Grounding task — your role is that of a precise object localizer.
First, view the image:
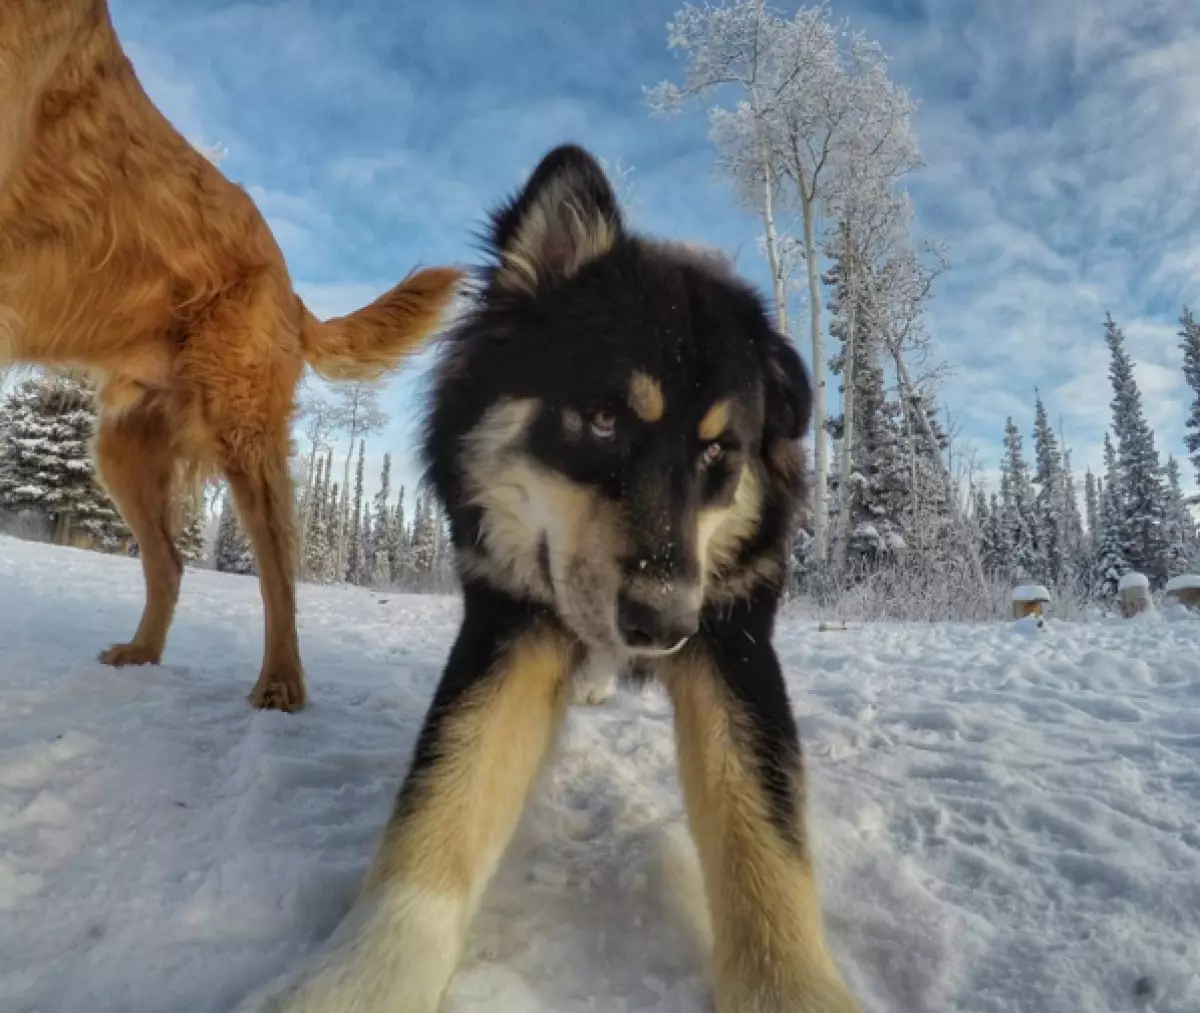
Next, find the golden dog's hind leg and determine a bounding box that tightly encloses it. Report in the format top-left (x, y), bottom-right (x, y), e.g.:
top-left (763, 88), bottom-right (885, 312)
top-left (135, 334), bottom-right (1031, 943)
top-left (663, 621), bottom-right (861, 1013)
top-left (94, 406), bottom-right (184, 667)
top-left (234, 588), bottom-right (579, 1013)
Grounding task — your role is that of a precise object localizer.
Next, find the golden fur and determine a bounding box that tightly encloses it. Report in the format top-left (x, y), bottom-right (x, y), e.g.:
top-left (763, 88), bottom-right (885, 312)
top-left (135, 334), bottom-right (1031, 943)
top-left (662, 654), bottom-right (860, 1013)
top-left (0, 0), bottom-right (462, 710)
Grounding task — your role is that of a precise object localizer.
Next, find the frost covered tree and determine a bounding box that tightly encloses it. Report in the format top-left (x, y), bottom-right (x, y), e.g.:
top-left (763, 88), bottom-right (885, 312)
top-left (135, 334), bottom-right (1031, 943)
top-left (296, 390), bottom-right (338, 560)
top-left (1105, 313), bottom-right (1169, 583)
top-left (345, 440), bottom-right (366, 584)
top-left (1084, 469), bottom-right (1100, 549)
top-left (177, 488), bottom-right (208, 565)
top-left (303, 450), bottom-right (336, 582)
top-left (1030, 393), bottom-right (1068, 584)
top-left (0, 371), bottom-right (128, 549)
top-left (1162, 456), bottom-right (1195, 577)
top-left (1179, 306), bottom-right (1200, 489)
top-left (1091, 433), bottom-right (1127, 599)
top-left (370, 453), bottom-right (394, 582)
top-left (331, 382), bottom-right (388, 574)
top-left (647, 0), bottom-right (919, 562)
top-left (999, 417), bottom-right (1039, 580)
top-left (408, 490), bottom-right (440, 582)
top-left (388, 486), bottom-right (409, 585)
top-left (981, 490), bottom-right (1009, 576)
top-left (1061, 448), bottom-right (1085, 574)
top-left (214, 490), bottom-right (255, 575)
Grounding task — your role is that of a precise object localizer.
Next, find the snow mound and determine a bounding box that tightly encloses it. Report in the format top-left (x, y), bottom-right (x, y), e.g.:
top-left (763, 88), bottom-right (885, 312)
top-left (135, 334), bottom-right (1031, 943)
top-left (2, 535), bottom-right (1200, 1013)
top-left (1118, 572), bottom-right (1150, 591)
top-left (1010, 584), bottom-right (1050, 602)
top-left (1164, 574), bottom-right (1200, 592)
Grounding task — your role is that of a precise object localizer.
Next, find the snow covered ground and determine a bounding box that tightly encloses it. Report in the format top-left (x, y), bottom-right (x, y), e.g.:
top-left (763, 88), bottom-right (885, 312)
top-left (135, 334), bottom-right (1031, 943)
top-left (2, 535), bottom-right (1199, 1013)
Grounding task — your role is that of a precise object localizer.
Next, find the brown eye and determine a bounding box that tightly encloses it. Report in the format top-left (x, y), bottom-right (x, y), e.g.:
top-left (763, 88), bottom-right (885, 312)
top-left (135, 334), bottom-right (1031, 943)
top-left (701, 442), bottom-right (724, 466)
top-left (590, 410), bottom-right (616, 439)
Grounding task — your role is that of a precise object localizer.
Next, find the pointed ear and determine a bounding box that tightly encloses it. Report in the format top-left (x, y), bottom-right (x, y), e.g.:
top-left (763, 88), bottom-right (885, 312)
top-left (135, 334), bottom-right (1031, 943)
top-left (761, 327), bottom-right (811, 444)
top-left (488, 144), bottom-right (623, 294)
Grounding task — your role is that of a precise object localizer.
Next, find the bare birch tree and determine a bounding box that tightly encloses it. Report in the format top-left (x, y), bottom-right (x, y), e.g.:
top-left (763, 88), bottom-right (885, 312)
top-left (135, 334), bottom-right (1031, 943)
top-left (648, 1), bottom-right (918, 563)
top-left (330, 382), bottom-right (388, 575)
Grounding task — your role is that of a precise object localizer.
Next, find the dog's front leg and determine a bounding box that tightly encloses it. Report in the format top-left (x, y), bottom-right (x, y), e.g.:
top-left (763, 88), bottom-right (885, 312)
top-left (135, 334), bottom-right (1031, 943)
top-left (663, 620), bottom-right (861, 1013)
top-left (236, 590), bottom-right (578, 1013)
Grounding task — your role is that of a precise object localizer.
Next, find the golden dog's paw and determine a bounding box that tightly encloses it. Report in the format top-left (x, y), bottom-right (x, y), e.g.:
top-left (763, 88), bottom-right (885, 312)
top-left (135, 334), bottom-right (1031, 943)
top-left (248, 672), bottom-right (308, 712)
top-left (98, 642), bottom-right (162, 667)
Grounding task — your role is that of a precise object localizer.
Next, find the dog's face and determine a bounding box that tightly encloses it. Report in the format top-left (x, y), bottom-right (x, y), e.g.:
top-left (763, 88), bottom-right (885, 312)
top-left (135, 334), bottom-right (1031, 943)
top-left (429, 145), bottom-right (811, 656)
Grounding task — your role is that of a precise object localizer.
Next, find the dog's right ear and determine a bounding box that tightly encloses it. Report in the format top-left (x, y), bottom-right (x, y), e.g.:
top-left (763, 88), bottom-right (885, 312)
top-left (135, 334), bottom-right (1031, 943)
top-left (488, 144), bottom-right (624, 294)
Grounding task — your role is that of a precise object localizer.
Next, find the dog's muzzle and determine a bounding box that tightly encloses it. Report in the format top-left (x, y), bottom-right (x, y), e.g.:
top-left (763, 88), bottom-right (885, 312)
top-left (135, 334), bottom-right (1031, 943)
top-left (615, 588), bottom-right (699, 654)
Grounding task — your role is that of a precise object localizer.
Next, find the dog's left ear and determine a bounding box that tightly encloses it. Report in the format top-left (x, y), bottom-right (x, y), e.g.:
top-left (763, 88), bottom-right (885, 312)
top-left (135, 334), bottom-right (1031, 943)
top-left (761, 328), bottom-right (812, 445)
top-left (489, 143), bottom-right (624, 294)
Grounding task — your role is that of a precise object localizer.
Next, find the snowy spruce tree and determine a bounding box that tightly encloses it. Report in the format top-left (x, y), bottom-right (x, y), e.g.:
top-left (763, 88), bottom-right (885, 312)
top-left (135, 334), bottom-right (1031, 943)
top-left (177, 489), bottom-right (208, 565)
top-left (371, 454), bottom-right (393, 582)
top-left (1083, 469), bottom-right (1100, 555)
top-left (389, 486), bottom-right (409, 585)
top-left (408, 491), bottom-right (439, 582)
top-left (1180, 306), bottom-right (1200, 490)
top-left (981, 490), bottom-right (1009, 576)
top-left (1061, 447), bottom-right (1085, 575)
top-left (303, 450), bottom-right (336, 582)
top-left (1105, 313), bottom-right (1169, 583)
top-left (1091, 433), bottom-right (1127, 599)
top-left (1030, 393), bottom-right (1068, 584)
top-left (1162, 456), bottom-right (1195, 577)
top-left (345, 441), bottom-right (366, 585)
top-left (214, 490), bottom-right (255, 575)
top-left (826, 269), bottom-right (908, 566)
top-left (999, 417), bottom-right (1039, 580)
top-left (0, 371), bottom-right (128, 550)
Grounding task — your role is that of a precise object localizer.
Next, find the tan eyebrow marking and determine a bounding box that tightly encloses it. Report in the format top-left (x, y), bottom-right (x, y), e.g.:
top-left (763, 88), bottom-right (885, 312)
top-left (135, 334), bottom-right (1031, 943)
top-left (628, 371), bottom-right (665, 422)
top-left (698, 400), bottom-right (731, 440)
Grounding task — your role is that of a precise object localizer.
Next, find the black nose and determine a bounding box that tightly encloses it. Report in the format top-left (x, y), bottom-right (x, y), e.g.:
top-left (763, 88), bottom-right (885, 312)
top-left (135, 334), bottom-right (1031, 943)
top-left (616, 592), bottom-right (699, 652)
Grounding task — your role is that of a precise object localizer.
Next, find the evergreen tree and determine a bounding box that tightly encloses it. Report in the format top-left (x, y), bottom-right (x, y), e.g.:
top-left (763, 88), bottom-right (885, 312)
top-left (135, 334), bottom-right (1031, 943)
top-left (1162, 456), bottom-right (1195, 577)
top-left (303, 450), bottom-right (336, 582)
top-left (359, 508), bottom-right (374, 585)
top-left (345, 440), bottom-right (366, 584)
top-left (1180, 306), bottom-right (1200, 488)
top-left (1105, 313), bottom-right (1169, 583)
top-left (981, 490), bottom-right (1009, 576)
top-left (409, 491), bottom-right (439, 580)
top-left (1091, 433), bottom-right (1127, 599)
top-left (1030, 392), bottom-right (1066, 583)
top-left (324, 480), bottom-right (341, 580)
top-left (1084, 469), bottom-right (1100, 549)
top-left (1061, 447), bottom-right (1084, 574)
top-left (371, 453), bottom-right (393, 581)
top-left (389, 486), bottom-right (408, 584)
top-left (0, 372), bottom-right (128, 549)
top-left (214, 490), bottom-right (255, 575)
top-left (177, 488), bottom-right (208, 565)
top-left (902, 390), bottom-right (953, 559)
top-left (999, 416), bottom-right (1038, 579)
top-left (835, 346), bottom-right (909, 565)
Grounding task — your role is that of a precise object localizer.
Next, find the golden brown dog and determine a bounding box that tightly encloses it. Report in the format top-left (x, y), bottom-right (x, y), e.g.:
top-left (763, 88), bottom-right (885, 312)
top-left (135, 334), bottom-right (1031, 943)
top-left (0, 0), bottom-right (462, 711)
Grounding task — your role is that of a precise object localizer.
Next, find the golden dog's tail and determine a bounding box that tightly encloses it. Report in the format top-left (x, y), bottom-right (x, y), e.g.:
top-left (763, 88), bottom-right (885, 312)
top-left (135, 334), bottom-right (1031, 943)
top-left (298, 265), bottom-right (463, 381)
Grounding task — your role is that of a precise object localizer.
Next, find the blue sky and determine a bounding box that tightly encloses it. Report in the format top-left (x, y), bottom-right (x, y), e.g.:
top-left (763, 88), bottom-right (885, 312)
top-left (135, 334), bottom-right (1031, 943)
top-left (107, 0), bottom-right (1200, 502)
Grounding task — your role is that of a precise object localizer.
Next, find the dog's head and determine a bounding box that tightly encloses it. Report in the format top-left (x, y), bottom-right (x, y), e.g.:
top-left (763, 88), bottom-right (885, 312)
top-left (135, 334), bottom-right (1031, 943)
top-left (427, 144), bottom-right (810, 655)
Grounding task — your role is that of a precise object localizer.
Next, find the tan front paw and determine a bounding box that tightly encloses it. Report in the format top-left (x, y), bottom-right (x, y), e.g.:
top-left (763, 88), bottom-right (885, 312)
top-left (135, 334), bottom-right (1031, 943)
top-left (248, 671), bottom-right (308, 712)
top-left (98, 641), bottom-right (162, 667)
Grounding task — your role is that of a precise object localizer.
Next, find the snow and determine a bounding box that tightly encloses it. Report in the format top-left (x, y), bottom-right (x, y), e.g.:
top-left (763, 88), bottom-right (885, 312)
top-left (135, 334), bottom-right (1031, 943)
top-left (1165, 573), bottom-right (1200, 592)
top-left (1119, 572), bottom-right (1150, 591)
top-left (1010, 583), bottom-right (1050, 603)
top-left (2, 534), bottom-right (1200, 1013)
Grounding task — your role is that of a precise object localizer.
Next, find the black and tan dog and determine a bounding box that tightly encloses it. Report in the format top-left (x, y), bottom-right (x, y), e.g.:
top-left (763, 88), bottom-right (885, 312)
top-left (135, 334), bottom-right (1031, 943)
top-left (238, 145), bottom-right (860, 1013)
